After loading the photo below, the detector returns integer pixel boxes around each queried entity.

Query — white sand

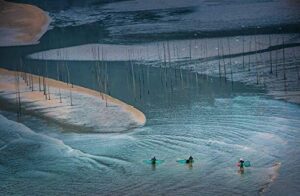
[0,68,146,133]
[0,0,50,46]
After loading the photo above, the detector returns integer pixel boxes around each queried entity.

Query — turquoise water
[1,0,300,194]
[1,63,300,195]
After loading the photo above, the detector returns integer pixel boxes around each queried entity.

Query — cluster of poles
[121,34,300,104]
[14,51,74,119]
[214,34,300,87]
[13,33,300,118]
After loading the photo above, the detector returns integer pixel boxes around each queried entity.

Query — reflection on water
[238,168,245,175]
[187,163,193,170]
[22,59,264,112]
[0,0,300,194]
[1,58,299,195]
[152,164,156,171]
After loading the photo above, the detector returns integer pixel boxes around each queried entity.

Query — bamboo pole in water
[65,59,72,106]
[129,50,136,102]
[105,61,108,107]
[68,65,73,106]
[217,39,221,78]
[242,36,245,69]
[269,35,273,74]
[56,50,62,103]
[174,45,179,86]
[24,63,28,86]
[27,64,31,89]
[220,39,227,81]
[147,56,150,95]
[15,60,22,119]
[227,37,233,84]
[38,67,41,92]
[195,71,198,91]
[92,46,100,99]
[293,48,300,80]
[27,63,33,91]
[15,71,21,119]
[162,42,168,89]
[141,49,146,101]
[159,43,164,87]
[138,63,142,101]
[43,74,46,98]
[204,39,208,80]
[99,46,105,100]
[248,37,251,72]
[46,60,51,100]
[282,36,287,80]
[167,41,173,93]
[275,48,278,78]
[189,40,192,61]
[96,46,104,100]
[43,55,47,99]
[254,34,259,84]
[31,70,34,91]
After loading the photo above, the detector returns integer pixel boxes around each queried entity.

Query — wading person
[151,156,157,164]
[186,156,194,164]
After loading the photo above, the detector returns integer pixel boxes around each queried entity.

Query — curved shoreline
[0,68,146,131]
[43,75,147,127]
[0,0,51,46]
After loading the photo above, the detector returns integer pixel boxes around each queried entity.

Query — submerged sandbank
[0,68,146,132]
[0,0,50,46]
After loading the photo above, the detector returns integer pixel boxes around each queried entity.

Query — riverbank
[0,68,146,133]
[0,0,50,46]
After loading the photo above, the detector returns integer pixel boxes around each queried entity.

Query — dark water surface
[1,0,300,195]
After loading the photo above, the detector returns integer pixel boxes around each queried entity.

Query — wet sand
[0,0,50,46]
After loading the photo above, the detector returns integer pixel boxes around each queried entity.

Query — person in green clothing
[186,156,194,164]
[151,156,157,164]
[239,158,245,168]
[238,158,245,174]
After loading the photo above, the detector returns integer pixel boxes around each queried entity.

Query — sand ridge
[0,68,146,130]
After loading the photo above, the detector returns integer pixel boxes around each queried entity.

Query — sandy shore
[0,0,50,46]
[0,68,146,132]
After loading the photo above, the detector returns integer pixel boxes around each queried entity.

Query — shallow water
[1,62,300,195]
[1,0,300,195]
